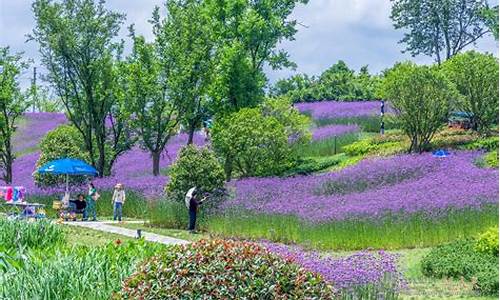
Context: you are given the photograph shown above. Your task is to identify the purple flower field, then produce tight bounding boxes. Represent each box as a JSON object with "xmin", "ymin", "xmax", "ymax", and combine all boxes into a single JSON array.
[
  {"xmin": 295, "ymin": 101, "xmax": 380, "ymax": 120},
  {"xmin": 311, "ymin": 124, "xmax": 360, "ymax": 141},
  {"xmin": 226, "ymin": 151, "xmax": 498, "ymax": 223},
  {"xmin": 12, "ymin": 112, "xmax": 67, "ymax": 154},
  {"xmin": 263, "ymin": 241, "xmax": 405, "ymax": 295},
  {"xmin": 5, "ymin": 113, "xmax": 205, "ymax": 198}
]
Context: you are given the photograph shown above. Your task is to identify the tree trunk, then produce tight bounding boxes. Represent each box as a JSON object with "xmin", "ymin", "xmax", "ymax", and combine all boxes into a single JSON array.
[
  {"xmin": 4, "ymin": 154, "xmax": 13, "ymax": 184},
  {"xmin": 152, "ymin": 150, "xmax": 161, "ymax": 176},
  {"xmin": 187, "ymin": 122, "xmax": 196, "ymax": 145}
]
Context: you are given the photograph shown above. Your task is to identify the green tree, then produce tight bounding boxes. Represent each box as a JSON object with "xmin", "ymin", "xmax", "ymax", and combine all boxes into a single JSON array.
[
  {"xmin": 151, "ymin": 0, "xmax": 214, "ymax": 145},
  {"xmin": 207, "ymin": 0, "xmax": 307, "ymax": 114},
  {"xmin": 0, "ymin": 47, "xmax": 30, "ymax": 184},
  {"xmin": 166, "ymin": 145, "xmax": 225, "ymax": 203},
  {"xmin": 390, "ymin": 0, "xmax": 492, "ymax": 64},
  {"xmin": 123, "ymin": 33, "xmax": 179, "ymax": 176},
  {"xmin": 211, "ymin": 108, "xmax": 291, "ymax": 179},
  {"xmin": 382, "ymin": 62, "xmax": 454, "ymax": 153},
  {"xmin": 480, "ymin": 5, "xmax": 499, "ymax": 40},
  {"xmin": 441, "ymin": 51, "xmax": 499, "ymax": 133},
  {"xmin": 31, "ymin": 0, "xmax": 133, "ymax": 176},
  {"xmin": 34, "ymin": 125, "xmax": 90, "ymax": 186}
]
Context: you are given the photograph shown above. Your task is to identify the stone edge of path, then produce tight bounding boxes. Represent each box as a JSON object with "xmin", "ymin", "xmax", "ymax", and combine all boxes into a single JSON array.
[{"xmin": 63, "ymin": 221, "xmax": 190, "ymax": 245}]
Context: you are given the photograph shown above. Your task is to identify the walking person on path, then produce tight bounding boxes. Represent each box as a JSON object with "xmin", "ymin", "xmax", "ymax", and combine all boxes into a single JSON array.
[
  {"xmin": 185, "ymin": 187, "xmax": 206, "ymax": 233},
  {"xmin": 112, "ymin": 183, "xmax": 126, "ymax": 222},
  {"xmin": 85, "ymin": 182, "xmax": 99, "ymax": 221}
]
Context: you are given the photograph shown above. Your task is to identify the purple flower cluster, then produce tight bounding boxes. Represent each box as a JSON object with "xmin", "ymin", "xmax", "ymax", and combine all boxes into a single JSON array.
[
  {"xmin": 263, "ymin": 241, "xmax": 405, "ymax": 295},
  {"xmin": 12, "ymin": 112, "xmax": 67, "ymax": 153},
  {"xmin": 4, "ymin": 113, "xmax": 206, "ymax": 199},
  {"xmin": 225, "ymin": 151, "xmax": 498, "ymax": 222},
  {"xmin": 311, "ymin": 124, "xmax": 360, "ymax": 141},
  {"xmin": 295, "ymin": 101, "xmax": 380, "ymax": 120}
]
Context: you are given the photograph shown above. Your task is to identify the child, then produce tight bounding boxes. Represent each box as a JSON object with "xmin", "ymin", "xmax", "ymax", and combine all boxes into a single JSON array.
[{"xmin": 112, "ymin": 183, "xmax": 125, "ymax": 222}]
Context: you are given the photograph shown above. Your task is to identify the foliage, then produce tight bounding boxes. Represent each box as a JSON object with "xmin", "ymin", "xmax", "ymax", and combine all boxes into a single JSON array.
[
  {"xmin": 31, "ymin": 0, "xmax": 133, "ymax": 176},
  {"xmin": 343, "ymin": 133, "xmax": 407, "ymax": 157},
  {"xmin": 390, "ymin": 0, "xmax": 491, "ymax": 63},
  {"xmin": 475, "ymin": 226, "xmax": 499, "ymax": 256},
  {"xmin": 150, "ymin": 0, "xmax": 214, "ymax": 144},
  {"xmin": 465, "ymin": 135, "xmax": 499, "ymax": 151},
  {"xmin": 34, "ymin": 124, "xmax": 90, "ymax": 187},
  {"xmin": 0, "ymin": 239, "xmax": 164, "ymax": 300},
  {"xmin": 211, "ymin": 108, "xmax": 292, "ymax": 178},
  {"xmin": 441, "ymin": 51, "xmax": 499, "ymax": 133},
  {"xmin": 0, "ymin": 46, "xmax": 30, "ymax": 184},
  {"xmin": 260, "ymin": 96, "xmax": 311, "ymax": 145},
  {"xmin": 269, "ymin": 61, "xmax": 382, "ymax": 102},
  {"xmin": 0, "ymin": 218, "xmax": 64, "ymax": 250},
  {"xmin": 295, "ymin": 132, "xmax": 360, "ymax": 157},
  {"xmin": 148, "ymin": 199, "xmax": 187, "ymax": 229},
  {"xmin": 283, "ymin": 155, "xmax": 344, "ymax": 176},
  {"xmin": 381, "ymin": 62, "xmax": 454, "ymax": 153},
  {"xmin": 483, "ymin": 150, "xmax": 499, "ymax": 168},
  {"xmin": 123, "ymin": 33, "xmax": 179, "ymax": 175},
  {"xmin": 166, "ymin": 145, "xmax": 225, "ymax": 203},
  {"xmin": 480, "ymin": 5, "xmax": 499, "ymax": 40},
  {"xmin": 207, "ymin": 0, "xmax": 308, "ymax": 113},
  {"xmin": 118, "ymin": 239, "xmax": 335, "ymax": 299},
  {"xmin": 421, "ymin": 239, "xmax": 499, "ymax": 296}
]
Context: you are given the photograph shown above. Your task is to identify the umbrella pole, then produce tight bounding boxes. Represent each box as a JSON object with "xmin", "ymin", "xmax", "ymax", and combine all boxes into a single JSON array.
[{"xmin": 65, "ymin": 174, "xmax": 69, "ymax": 194}]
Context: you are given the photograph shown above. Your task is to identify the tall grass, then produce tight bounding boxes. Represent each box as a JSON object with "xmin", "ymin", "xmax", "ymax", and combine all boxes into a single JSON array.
[
  {"xmin": 0, "ymin": 218, "xmax": 64, "ymax": 249},
  {"xmin": 315, "ymin": 115, "xmax": 397, "ymax": 132},
  {"xmin": 204, "ymin": 206, "xmax": 498, "ymax": 250},
  {"xmin": 0, "ymin": 239, "xmax": 165, "ymax": 300},
  {"xmin": 294, "ymin": 133, "xmax": 360, "ymax": 157}
]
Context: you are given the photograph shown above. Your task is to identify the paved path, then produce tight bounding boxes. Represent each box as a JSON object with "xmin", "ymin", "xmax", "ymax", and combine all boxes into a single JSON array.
[{"xmin": 63, "ymin": 221, "xmax": 189, "ymax": 245}]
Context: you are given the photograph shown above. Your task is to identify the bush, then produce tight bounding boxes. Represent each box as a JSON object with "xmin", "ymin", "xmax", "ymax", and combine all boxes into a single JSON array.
[
  {"xmin": 441, "ymin": 51, "xmax": 499, "ymax": 134},
  {"xmin": 421, "ymin": 239, "xmax": 499, "ymax": 296},
  {"xmin": 381, "ymin": 62, "xmax": 455, "ymax": 153},
  {"xmin": 283, "ymin": 155, "xmax": 344, "ymax": 176},
  {"xmin": 212, "ymin": 108, "xmax": 293, "ymax": 178},
  {"xmin": 464, "ymin": 136, "xmax": 499, "ymax": 151},
  {"xmin": 476, "ymin": 226, "xmax": 499, "ymax": 256},
  {"xmin": 118, "ymin": 239, "xmax": 335, "ymax": 299},
  {"xmin": 484, "ymin": 150, "xmax": 499, "ymax": 168},
  {"xmin": 343, "ymin": 133, "xmax": 407, "ymax": 157},
  {"xmin": 166, "ymin": 145, "xmax": 225, "ymax": 203},
  {"xmin": 34, "ymin": 125, "xmax": 90, "ymax": 187}
]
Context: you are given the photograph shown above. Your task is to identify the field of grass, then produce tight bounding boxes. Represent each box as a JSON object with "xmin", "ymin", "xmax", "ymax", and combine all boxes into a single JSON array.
[
  {"xmin": 203, "ymin": 207, "xmax": 498, "ymax": 250},
  {"xmin": 293, "ymin": 132, "xmax": 361, "ymax": 156}
]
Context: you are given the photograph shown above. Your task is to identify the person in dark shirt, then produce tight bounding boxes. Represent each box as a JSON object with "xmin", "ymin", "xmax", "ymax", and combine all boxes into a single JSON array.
[
  {"xmin": 74, "ymin": 194, "xmax": 87, "ymax": 220},
  {"xmin": 185, "ymin": 187, "xmax": 206, "ymax": 233}
]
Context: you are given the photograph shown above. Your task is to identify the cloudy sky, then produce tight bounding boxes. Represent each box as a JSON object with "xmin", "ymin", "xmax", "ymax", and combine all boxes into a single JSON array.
[{"xmin": 1, "ymin": 0, "xmax": 498, "ymax": 88}]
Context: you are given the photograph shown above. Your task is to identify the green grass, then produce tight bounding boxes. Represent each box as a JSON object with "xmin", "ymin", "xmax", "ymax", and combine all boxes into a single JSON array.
[
  {"xmin": 62, "ymin": 224, "xmax": 133, "ymax": 247},
  {"xmin": 203, "ymin": 206, "xmax": 498, "ymax": 251},
  {"xmin": 314, "ymin": 115, "xmax": 398, "ymax": 132}
]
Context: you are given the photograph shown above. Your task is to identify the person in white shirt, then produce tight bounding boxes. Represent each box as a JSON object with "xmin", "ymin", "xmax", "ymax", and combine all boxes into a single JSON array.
[{"xmin": 112, "ymin": 183, "xmax": 126, "ymax": 222}]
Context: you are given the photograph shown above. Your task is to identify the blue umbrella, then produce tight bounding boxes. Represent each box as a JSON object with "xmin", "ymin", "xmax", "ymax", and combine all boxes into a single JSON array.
[
  {"xmin": 37, "ymin": 158, "xmax": 98, "ymax": 193},
  {"xmin": 432, "ymin": 149, "xmax": 450, "ymax": 158}
]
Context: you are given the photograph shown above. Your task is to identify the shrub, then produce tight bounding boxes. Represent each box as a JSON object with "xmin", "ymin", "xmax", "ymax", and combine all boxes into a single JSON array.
[
  {"xmin": 441, "ymin": 51, "xmax": 499, "ymax": 134},
  {"xmin": 34, "ymin": 125, "xmax": 90, "ymax": 187},
  {"xmin": 118, "ymin": 239, "xmax": 335, "ymax": 299},
  {"xmin": 212, "ymin": 108, "xmax": 293, "ymax": 178},
  {"xmin": 381, "ymin": 62, "xmax": 455, "ymax": 153},
  {"xmin": 476, "ymin": 226, "xmax": 499, "ymax": 256},
  {"xmin": 464, "ymin": 136, "xmax": 499, "ymax": 151},
  {"xmin": 166, "ymin": 145, "xmax": 225, "ymax": 203},
  {"xmin": 484, "ymin": 150, "xmax": 499, "ymax": 168},
  {"xmin": 283, "ymin": 155, "xmax": 344, "ymax": 176},
  {"xmin": 421, "ymin": 239, "xmax": 499, "ymax": 295}
]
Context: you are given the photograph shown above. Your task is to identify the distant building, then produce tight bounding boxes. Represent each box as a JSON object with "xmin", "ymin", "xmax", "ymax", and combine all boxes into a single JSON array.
[{"xmin": 448, "ymin": 112, "xmax": 473, "ymax": 130}]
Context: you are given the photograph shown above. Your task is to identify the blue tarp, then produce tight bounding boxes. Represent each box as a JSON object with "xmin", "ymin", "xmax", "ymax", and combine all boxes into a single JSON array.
[{"xmin": 432, "ymin": 149, "xmax": 450, "ymax": 158}]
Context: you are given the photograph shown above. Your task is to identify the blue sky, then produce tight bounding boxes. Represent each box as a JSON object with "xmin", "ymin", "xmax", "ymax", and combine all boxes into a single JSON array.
[{"xmin": 1, "ymin": 0, "xmax": 498, "ymax": 89}]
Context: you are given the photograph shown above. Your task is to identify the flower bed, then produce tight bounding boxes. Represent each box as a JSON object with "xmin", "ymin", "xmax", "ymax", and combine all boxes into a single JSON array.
[{"xmin": 296, "ymin": 101, "xmax": 380, "ymax": 120}]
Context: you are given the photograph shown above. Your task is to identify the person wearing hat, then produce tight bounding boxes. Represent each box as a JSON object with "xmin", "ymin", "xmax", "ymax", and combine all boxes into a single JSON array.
[
  {"xmin": 112, "ymin": 183, "xmax": 126, "ymax": 222},
  {"xmin": 185, "ymin": 187, "xmax": 206, "ymax": 233}
]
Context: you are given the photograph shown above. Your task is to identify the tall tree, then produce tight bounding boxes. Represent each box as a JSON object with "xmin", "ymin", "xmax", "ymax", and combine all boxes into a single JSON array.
[
  {"xmin": 480, "ymin": 5, "xmax": 499, "ymax": 40},
  {"xmin": 151, "ymin": 0, "xmax": 214, "ymax": 145},
  {"xmin": 123, "ymin": 32, "xmax": 179, "ymax": 176},
  {"xmin": 207, "ymin": 0, "xmax": 307, "ymax": 114},
  {"xmin": 30, "ymin": 0, "xmax": 133, "ymax": 176},
  {"xmin": 0, "ymin": 47, "xmax": 30, "ymax": 184},
  {"xmin": 390, "ymin": 0, "xmax": 492, "ymax": 64}
]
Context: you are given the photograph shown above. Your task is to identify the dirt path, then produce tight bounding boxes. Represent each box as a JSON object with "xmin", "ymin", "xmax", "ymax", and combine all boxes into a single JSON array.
[{"xmin": 63, "ymin": 221, "xmax": 189, "ymax": 245}]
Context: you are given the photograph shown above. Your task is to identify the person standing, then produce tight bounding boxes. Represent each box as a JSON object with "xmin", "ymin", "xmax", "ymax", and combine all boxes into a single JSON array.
[
  {"xmin": 185, "ymin": 187, "xmax": 206, "ymax": 233},
  {"xmin": 112, "ymin": 183, "xmax": 126, "ymax": 222},
  {"xmin": 85, "ymin": 182, "xmax": 99, "ymax": 221}
]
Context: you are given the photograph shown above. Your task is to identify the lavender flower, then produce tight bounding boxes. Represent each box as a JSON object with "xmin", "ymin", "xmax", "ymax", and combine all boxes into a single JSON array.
[
  {"xmin": 312, "ymin": 124, "xmax": 360, "ymax": 141},
  {"xmin": 296, "ymin": 101, "xmax": 381, "ymax": 120}
]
